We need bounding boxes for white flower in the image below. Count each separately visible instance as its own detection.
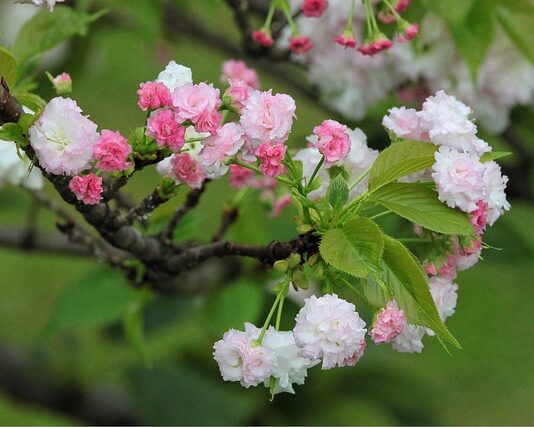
[156,60,193,92]
[28,97,99,175]
[428,276,458,322]
[482,160,510,225]
[294,147,330,200]
[213,324,272,388]
[261,327,318,394]
[382,107,427,141]
[418,90,490,155]
[343,128,378,198]
[294,294,367,369]
[0,141,43,190]
[17,0,65,11]
[391,325,426,353]
[431,146,485,213]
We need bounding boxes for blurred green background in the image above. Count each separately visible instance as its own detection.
[1,0,534,425]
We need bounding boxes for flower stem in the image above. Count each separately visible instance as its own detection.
[306,155,324,194]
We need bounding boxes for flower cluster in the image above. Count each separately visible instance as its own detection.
[214,294,367,395]
[290,8,534,132]
[252,0,419,56]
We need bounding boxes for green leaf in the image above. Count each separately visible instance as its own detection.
[320,217,384,278]
[44,268,138,337]
[480,151,513,163]
[368,140,437,191]
[495,0,534,64]
[204,280,266,335]
[14,92,46,112]
[14,6,98,61]
[123,289,154,368]
[328,174,349,209]
[380,235,460,349]
[0,46,17,87]
[447,0,495,82]
[370,183,473,235]
[0,123,25,145]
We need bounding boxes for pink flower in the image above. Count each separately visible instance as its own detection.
[302,0,328,17]
[172,82,221,125]
[93,130,132,172]
[29,97,99,175]
[51,72,72,95]
[195,108,222,134]
[425,262,438,276]
[377,11,397,24]
[201,123,245,177]
[334,34,357,49]
[312,119,351,164]
[221,60,260,89]
[395,0,412,13]
[271,194,292,217]
[339,340,366,367]
[432,147,485,213]
[455,238,482,271]
[240,90,296,144]
[252,30,274,47]
[137,81,172,111]
[256,142,287,177]
[438,255,458,281]
[398,23,419,43]
[358,34,393,56]
[289,36,314,54]
[213,327,271,388]
[171,153,206,189]
[229,164,255,188]
[226,78,253,110]
[146,109,186,151]
[69,174,103,205]
[370,301,407,344]
[470,200,488,235]
[382,106,429,141]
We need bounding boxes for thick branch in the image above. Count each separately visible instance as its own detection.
[0,77,24,125]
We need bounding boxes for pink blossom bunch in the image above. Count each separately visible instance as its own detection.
[255,142,287,177]
[294,294,367,369]
[29,97,99,175]
[370,300,407,344]
[311,119,351,164]
[240,90,296,145]
[289,35,314,55]
[170,152,207,189]
[200,123,245,177]
[69,173,103,205]
[213,323,317,394]
[137,81,172,111]
[146,109,186,151]
[221,60,260,90]
[93,130,132,172]
[301,0,329,18]
[172,82,222,134]
[252,30,274,47]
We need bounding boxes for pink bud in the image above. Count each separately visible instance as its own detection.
[252,30,274,47]
[289,35,314,54]
[302,0,329,18]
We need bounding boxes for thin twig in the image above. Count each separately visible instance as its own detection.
[211,207,239,242]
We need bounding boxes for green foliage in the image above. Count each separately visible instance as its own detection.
[320,218,384,278]
[370,183,473,235]
[204,280,266,336]
[480,151,513,162]
[0,123,25,146]
[368,140,437,191]
[130,367,259,425]
[0,46,17,87]
[495,0,534,65]
[328,174,349,209]
[14,6,103,62]
[44,268,138,336]
[14,92,46,112]
[123,289,154,368]
[379,235,460,349]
